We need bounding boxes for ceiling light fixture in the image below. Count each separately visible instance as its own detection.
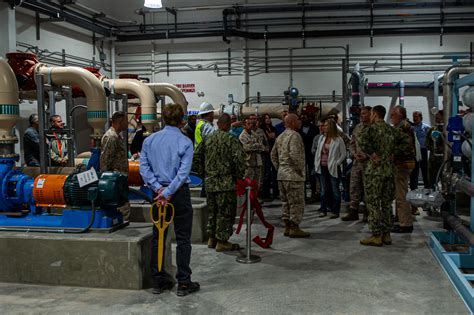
[144,0,162,9]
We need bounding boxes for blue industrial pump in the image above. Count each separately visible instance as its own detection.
[0,157,127,232]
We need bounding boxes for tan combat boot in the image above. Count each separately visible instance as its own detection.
[360,234,383,247]
[283,219,291,237]
[207,237,217,249]
[382,232,392,245]
[289,222,310,238]
[216,241,240,252]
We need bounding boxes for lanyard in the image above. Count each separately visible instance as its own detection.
[53,132,62,157]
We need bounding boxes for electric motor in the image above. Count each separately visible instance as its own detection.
[63,171,128,208]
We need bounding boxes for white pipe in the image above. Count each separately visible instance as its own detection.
[0,58,19,150]
[146,83,188,112]
[35,64,107,139]
[103,78,157,133]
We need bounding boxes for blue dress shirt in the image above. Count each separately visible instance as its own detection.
[275,122,285,136]
[139,126,194,198]
[414,122,431,149]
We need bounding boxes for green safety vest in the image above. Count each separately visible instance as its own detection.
[194,120,207,148]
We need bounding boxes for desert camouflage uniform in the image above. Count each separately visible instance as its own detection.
[393,119,416,227]
[271,129,306,225]
[349,122,369,212]
[193,129,247,241]
[239,129,266,185]
[101,126,130,220]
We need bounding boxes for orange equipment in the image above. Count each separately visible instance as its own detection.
[33,174,68,208]
[128,161,144,186]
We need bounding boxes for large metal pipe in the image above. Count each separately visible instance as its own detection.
[441,212,474,247]
[34,64,107,139]
[146,83,188,112]
[399,80,405,107]
[103,79,157,133]
[455,177,474,197]
[443,66,474,161]
[0,59,20,158]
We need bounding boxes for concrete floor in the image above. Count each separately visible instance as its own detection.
[0,202,469,314]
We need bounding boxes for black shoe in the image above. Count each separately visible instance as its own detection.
[152,281,174,295]
[177,281,200,297]
[391,225,413,233]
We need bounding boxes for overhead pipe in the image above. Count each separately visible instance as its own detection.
[103,79,157,134]
[349,63,363,130]
[0,59,20,158]
[443,65,474,162]
[34,63,108,140]
[20,0,113,36]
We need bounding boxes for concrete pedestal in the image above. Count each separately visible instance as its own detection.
[0,223,172,290]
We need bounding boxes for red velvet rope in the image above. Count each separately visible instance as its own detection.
[235,178,274,248]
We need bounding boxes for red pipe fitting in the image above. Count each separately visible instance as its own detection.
[6,52,39,91]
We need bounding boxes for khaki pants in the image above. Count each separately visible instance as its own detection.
[278,181,305,225]
[395,167,412,227]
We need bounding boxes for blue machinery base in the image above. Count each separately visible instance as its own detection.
[0,209,122,230]
[430,231,474,312]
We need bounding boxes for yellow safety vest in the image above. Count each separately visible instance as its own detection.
[194,120,207,148]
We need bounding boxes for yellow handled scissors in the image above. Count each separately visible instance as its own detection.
[150,202,175,272]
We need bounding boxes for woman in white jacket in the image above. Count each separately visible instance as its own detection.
[314,118,347,218]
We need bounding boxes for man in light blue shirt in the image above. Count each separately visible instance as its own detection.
[410,110,431,190]
[140,103,200,297]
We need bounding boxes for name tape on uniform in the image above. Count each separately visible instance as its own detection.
[77,167,99,188]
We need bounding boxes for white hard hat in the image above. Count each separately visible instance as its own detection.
[198,102,215,115]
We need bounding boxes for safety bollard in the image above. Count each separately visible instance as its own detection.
[236,186,261,264]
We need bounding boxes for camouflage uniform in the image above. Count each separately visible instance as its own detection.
[393,120,416,227]
[358,121,395,235]
[193,130,247,241]
[426,125,444,188]
[239,129,266,185]
[349,122,369,212]
[100,126,130,220]
[271,129,306,225]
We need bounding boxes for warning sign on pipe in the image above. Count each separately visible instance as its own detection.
[175,84,195,93]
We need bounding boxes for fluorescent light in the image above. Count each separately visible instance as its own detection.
[144,0,162,8]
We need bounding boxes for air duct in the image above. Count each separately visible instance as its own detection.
[0,59,20,158]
